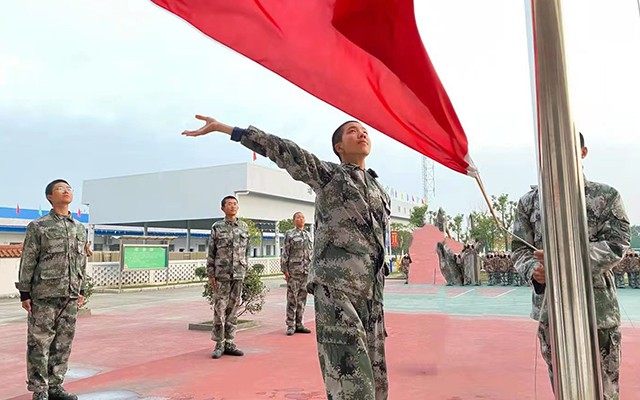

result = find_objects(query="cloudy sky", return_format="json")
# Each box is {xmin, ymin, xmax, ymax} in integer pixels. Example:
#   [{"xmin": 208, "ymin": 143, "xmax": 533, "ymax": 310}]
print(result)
[{"xmin": 1, "ymin": 0, "xmax": 639, "ymax": 224}]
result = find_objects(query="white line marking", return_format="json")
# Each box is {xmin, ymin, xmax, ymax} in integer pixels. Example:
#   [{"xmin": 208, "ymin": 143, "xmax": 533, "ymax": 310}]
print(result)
[
  {"xmin": 452, "ymin": 288, "xmax": 475, "ymax": 298},
  {"xmin": 492, "ymin": 288, "xmax": 516, "ymax": 298}
]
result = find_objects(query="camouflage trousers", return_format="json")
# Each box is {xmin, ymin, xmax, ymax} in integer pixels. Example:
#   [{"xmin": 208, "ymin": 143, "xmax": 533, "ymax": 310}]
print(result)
[
  {"xmin": 27, "ymin": 297, "xmax": 78, "ymax": 392},
  {"xmin": 286, "ymin": 273, "xmax": 309, "ymax": 328},
  {"xmin": 313, "ymin": 285, "xmax": 388, "ymax": 400},
  {"xmin": 614, "ymin": 273, "xmax": 626, "ymax": 288},
  {"xmin": 628, "ymin": 272, "xmax": 640, "ymax": 289},
  {"xmin": 211, "ymin": 279, "xmax": 243, "ymax": 344},
  {"xmin": 538, "ymin": 323, "xmax": 621, "ymax": 399}
]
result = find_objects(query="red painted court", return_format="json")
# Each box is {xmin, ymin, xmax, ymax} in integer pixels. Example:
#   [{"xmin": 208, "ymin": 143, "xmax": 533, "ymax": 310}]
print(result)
[{"xmin": 2, "ymin": 280, "xmax": 640, "ymax": 400}]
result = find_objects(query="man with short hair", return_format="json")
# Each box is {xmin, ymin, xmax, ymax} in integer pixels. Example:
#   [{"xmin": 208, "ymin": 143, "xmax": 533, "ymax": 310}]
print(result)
[
  {"xmin": 281, "ymin": 211, "xmax": 313, "ymax": 335},
  {"xmin": 512, "ymin": 133, "xmax": 630, "ymax": 399},
  {"xmin": 208, "ymin": 195, "xmax": 251, "ymax": 359},
  {"xmin": 16, "ymin": 179, "xmax": 88, "ymax": 400},
  {"xmin": 184, "ymin": 116, "xmax": 391, "ymax": 399}
]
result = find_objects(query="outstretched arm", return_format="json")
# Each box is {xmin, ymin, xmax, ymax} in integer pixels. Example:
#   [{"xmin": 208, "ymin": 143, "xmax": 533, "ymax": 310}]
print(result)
[{"xmin": 183, "ymin": 115, "xmax": 334, "ymax": 190}]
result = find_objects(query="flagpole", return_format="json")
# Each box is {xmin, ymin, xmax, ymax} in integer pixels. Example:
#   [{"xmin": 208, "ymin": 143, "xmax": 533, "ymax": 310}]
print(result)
[{"xmin": 526, "ymin": 0, "xmax": 603, "ymax": 398}]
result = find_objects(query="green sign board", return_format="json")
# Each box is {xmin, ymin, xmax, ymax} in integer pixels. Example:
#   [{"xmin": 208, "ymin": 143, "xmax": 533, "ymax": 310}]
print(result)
[{"xmin": 122, "ymin": 245, "xmax": 168, "ymax": 270}]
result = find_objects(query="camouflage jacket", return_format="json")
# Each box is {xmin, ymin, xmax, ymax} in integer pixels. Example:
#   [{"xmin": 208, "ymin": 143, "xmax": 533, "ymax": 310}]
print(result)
[
  {"xmin": 614, "ymin": 256, "xmax": 628, "ymax": 273},
  {"xmin": 281, "ymin": 228, "xmax": 312, "ymax": 275},
  {"xmin": 399, "ymin": 258, "xmax": 411, "ymax": 273},
  {"xmin": 231, "ymin": 126, "xmax": 390, "ymax": 302},
  {"xmin": 16, "ymin": 211, "xmax": 87, "ymax": 300},
  {"xmin": 207, "ymin": 218, "xmax": 251, "ymax": 281},
  {"xmin": 512, "ymin": 181, "xmax": 630, "ymax": 328},
  {"xmin": 627, "ymin": 256, "xmax": 640, "ymax": 273}
]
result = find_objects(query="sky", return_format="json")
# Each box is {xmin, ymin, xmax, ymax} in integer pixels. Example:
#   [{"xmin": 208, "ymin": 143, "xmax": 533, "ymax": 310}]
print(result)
[{"xmin": 1, "ymin": 0, "xmax": 639, "ymax": 225}]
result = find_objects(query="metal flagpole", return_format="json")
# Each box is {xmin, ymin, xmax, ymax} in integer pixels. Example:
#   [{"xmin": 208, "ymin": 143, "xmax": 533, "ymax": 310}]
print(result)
[{"xmin": 526, "ymin": 0, "xmax": 603, "ymax": 398}]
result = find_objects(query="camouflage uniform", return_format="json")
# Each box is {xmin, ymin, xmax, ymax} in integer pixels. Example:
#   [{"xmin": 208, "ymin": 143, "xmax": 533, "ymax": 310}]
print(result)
[
  {"xmin": 436, "ymin": 242, "xmax": 463, "ymax": 286},
  {"xmin": 613, "ymin": 254, "xmax": 628, "ymax": 288},
  {"xmin": 512, "ymin": 182, "xmax": 630, "ymax": 400},
  {"xmin": 461, "ymin": 244, "xmax": 481, "ymax": 286},
  {"xmin": 627, "ymin": 253, "xmax": 640, "ymax": 289},
  {"xmin": 484, "ymin": 253, "xmax": 496, "ymax": 286},
  {"xmin": 498, "ymin": 253, "xmax": 510, "ymax": 286},
  {"xmin": 16, "ymin": 211, "xmax": 87, "ymax": 394},
  {"xmin": 281, "ymin": 227, "xmax": 312, "ymax": 330},
  {"xmin": 399, "ymin": 256, "xmax": 411, "ymax": 283},
  {"xmin": 207, "ymin": 218, "xmax": 250, "ymax": 346},
  {"xmin": 231, "ymin": 126, "xmax": 390, "ymax": 400}
]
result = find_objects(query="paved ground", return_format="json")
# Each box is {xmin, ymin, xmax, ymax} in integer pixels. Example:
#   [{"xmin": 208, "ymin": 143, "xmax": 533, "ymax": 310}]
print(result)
[{"xmin": 2, "ymin": 278, "xmax": 640, "ymax": 399}]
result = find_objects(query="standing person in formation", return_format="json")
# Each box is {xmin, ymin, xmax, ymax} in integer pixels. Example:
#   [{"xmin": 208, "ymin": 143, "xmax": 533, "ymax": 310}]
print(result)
[
  {"xmin": 184, "ymin": 116, "xmax": 391, "ymax": 399},
  {"xmin": 16, "ymin": 179, "xmax": 87, "ymax": 400},
  {"xmin": 281, "ymin": 211, "xmax": 313, "ymax": 336},
  {"xmin": 207, "ymin": 195, "xmax": 251, "ymax": 359}
]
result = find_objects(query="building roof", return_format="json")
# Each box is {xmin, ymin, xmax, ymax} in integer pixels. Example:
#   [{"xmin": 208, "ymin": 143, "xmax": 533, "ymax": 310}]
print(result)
[{"xmin": 0, "ymin": 244, "xmax": 22, "ymax": 258}]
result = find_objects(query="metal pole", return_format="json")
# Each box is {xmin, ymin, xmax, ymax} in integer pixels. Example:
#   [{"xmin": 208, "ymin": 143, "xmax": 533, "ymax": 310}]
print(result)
[{"xmin": 527, "ymin": 0, "xmax": 603, "ymax": 398}]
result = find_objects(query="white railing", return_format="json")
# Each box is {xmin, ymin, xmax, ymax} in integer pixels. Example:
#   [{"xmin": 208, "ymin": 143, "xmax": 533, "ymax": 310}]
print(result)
[{"xmin": 88, "ymin": 257, "xmax": 282, "ymax": 288}]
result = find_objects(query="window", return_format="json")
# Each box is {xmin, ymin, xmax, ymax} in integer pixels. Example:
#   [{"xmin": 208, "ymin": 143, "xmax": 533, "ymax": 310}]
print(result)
[
  {"xmin": 198, "ymin": 244, "xmax": 206, "ymax": 252},
  {"xmin": 169, "ymin": 244, "xmax": 175, "ymax": 251}
]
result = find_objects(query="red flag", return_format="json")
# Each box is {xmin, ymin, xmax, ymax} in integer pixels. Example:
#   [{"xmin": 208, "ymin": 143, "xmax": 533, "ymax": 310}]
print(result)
[
  {"xmin": 252, "ymin": 151, "xmax": 257, "ymax": 161},
  {"xmin": 151, "ymin": 0, "xmax": 476, "ymax": 176},
  {"xmin": 16, "ymin": 204, "xmax": 20, "ymax": 215}
]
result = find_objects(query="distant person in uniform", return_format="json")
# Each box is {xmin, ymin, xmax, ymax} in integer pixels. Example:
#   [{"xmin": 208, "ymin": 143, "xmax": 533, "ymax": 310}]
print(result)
[
  {"xmin": 399, "ymin": 254, "xmax": 411, "ymax": 284},
  {"xmin": 281, "ymin": 211, "xmax": 313, "ymax": 336},
  {"xmin": 207, "ymin": 195, "xmax": 251, "ymax": 359},
  {"xmin": 16, "ymin": 179, "xmax": 88, "ymax": 400}
]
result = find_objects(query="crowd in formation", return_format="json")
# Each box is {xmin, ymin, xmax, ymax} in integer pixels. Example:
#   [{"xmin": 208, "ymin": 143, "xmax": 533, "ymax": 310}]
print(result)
[
  {"xmin": 483, "ymin": 252, "xmax": 526, "ymax": 286},
  {"xmin": 613, "ymin": 249, "xmax": 640, "ymax": 288}
]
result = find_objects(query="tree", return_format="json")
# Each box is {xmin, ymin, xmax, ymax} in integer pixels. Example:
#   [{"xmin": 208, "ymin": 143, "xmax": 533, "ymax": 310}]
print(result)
[
  {"xmin": 631, "ymin": 225, "xmax": 640, "ymax": 249},
  {"xmin": 195, "ymin": 265, "xmax": 268, "ymax": 317},
  {"xmin": 390, "ymin": 222, "xmax": 413, "ymax": 255},
  {"xmin": 451, "ymin": 214, "xmax": 465, "ymax": 242},
  {"xmin": 239, "ymin": 217, "xmax": 262, "ymax": 248},
  {"xmin": 491, "ymin": 194, "xmax": 517, "ymax": 250},
  {"xmin": 409, "ymin": 205, "xmax": 428, "ymax": 227},
  {"xmin": 278, "ymin": 218, "xmax": 295, "ymax": 233},
  {"xmin": 468, "ymin": 210, "xmax": 501, "ymax": 251}
]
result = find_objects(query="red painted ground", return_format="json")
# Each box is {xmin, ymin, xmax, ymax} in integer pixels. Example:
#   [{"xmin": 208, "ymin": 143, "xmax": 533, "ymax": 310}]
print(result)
[
  {"xmin": 3, "ymin": 285, "xmax": 640, "ymax": 399},
  {"xmin": 409, "ymin": 225, "xmax": 463, "ymax": 285}
]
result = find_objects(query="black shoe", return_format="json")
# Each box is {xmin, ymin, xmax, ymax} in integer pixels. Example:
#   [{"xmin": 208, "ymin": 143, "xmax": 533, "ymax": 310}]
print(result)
[
  {"xmin": 48, "ymin": 387, "xmax": 77, "ymax": 400},
  {"xmin": 211, "ymin": 342, "xmax": 224, "ymax": 359},
  {"xmin": 224, "ymin": 343, "xmax": 244, "ymax": 356},
  {"xmin": 295, "ymin": 326, "xmax": 311, "ymax": 334},
  {"xmin": 286, "ymin": 327, "xmax": 295, "ymax": 336},
  {"xmin": 32, "ymin": 392, "xmax": 48, "ymax": 400}
]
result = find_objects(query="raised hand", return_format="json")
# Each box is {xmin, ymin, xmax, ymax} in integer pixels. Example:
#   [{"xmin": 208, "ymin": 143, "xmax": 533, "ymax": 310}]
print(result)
[{"xmin": 182, "ymin": 115, "xmax": 233, "ymax": 137}]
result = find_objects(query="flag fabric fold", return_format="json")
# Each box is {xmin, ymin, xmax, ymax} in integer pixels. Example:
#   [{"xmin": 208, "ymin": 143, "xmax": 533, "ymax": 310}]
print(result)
[{"xmin": 151, "ymin": 0, "xmax": 475, "ymax": 175}]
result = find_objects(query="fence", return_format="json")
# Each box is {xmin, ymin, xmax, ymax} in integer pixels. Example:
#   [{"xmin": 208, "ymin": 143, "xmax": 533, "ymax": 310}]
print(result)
[{"xmin": 88, "ymin": 257, "xmax": 282, "ymax": 288}]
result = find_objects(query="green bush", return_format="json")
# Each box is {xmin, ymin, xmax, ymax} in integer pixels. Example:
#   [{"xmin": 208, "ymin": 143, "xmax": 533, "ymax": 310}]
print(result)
[{"xmin": 194, "ymin": 265, "xmax": 268, "ymax": 317}]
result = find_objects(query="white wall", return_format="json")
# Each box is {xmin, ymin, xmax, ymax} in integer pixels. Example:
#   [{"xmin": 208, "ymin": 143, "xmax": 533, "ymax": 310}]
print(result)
[
  {"xmin": 0, "ymin": 258, "xmax": 20, "ymax": 297},
  {"xmin": 82, "ymin": 163, "xmax": 248, "ymax": 224},
  {"xmin": 0, "ymin": 232, "xmax": 27, "ymax": 245}
]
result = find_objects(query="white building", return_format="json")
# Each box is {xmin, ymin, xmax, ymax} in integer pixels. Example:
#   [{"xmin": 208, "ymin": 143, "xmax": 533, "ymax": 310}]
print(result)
[{"xmin": 1, "ymin": 163, "xmax": 416, "ymax": 254}]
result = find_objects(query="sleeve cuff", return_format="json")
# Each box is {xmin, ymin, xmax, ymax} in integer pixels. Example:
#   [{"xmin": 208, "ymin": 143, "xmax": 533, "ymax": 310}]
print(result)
[
  {"xmin": 20, "ymin": 291, "xmax": 31, "ymax": 301},
  {"xmin": 532, "ymin": 279, "xmax": 546, "ymax": 295},
  {"xmin": 80, "ymin": 290, "xmax": 86, "ymax": 296},
  {"xmin": 230, "ymin": 127, "xmax": 249, "ymax": 142}
]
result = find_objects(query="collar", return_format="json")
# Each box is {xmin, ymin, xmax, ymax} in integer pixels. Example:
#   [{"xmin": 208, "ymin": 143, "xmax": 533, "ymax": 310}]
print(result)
[
  {"xmin": 224, "ymin": 218, "xmax": 238, "ymax": 226},
  {"xmin": 342, "ymin": 163, "xmax": 378, "ymax": 178},
  {"xmin": 49, "ymin": 209, "xmax": 74, "ymax": 222}
]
